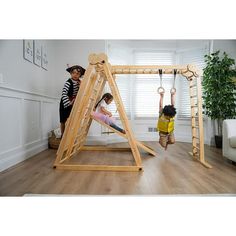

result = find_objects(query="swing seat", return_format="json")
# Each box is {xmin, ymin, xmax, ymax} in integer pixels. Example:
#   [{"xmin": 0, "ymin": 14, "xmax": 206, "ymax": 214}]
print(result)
[{"xmin": 102, "ymin": 131, "xmax": 115, "ymax": 134}]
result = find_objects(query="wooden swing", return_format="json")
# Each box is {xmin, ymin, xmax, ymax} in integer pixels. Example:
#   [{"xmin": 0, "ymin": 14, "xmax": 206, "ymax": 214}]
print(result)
[{"xmin": 53, "ymin": 53, "xmax": 212, "ymax": 172}]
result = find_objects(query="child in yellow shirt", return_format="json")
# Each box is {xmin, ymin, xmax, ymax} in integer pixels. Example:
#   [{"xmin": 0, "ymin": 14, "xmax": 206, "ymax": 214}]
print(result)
[{"xmin": 157, "ymin": 91, "xmax": 177, "ymax": 149}]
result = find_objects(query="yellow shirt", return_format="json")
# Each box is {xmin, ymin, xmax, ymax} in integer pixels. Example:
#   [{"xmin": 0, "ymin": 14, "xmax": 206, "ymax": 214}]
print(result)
[{"xmin": 157, "ymin": 113, "xmax": 175, "ymax": 133}]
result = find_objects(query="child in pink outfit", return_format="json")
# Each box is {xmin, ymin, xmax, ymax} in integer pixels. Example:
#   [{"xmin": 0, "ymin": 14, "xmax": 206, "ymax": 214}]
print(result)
[{"xmin": 92, "ymin": 93, "xmax": 126, "ymax": 134}]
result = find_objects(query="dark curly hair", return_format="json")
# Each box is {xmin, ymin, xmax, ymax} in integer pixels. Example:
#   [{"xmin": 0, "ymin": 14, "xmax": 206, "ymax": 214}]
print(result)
[{"xmin": 163, "ymin": 105, "xmax": 177, "ymax": 118}]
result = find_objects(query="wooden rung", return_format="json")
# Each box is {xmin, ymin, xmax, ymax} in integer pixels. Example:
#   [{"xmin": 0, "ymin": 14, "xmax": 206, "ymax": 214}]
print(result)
[
  {"xmin": 193, "ymin": 146, "xmax": 200, "ymax": 150},
  {"xmin": 54, "ymin": 164, "xmax": 143, "ymax": 172},
  {"xmin": 192, "ymin": 126, "xmax": 199, "ymax": 129},
  {"xmin": 191, "ymin": 105, "xmax": 198, "ymax": 108},
  {"xmin": 191, "ymin": 116, "xmax": 198, "ymax": 118},
  {"xmin": 190, "ymin": 95, "xmax": 197, "ymax": 98},
  {"xmin": 190, "ymin": 84, "xmax": 197, "ymax": 88},
  {"xmin": 81, "ymin": 146, "xmax": 132, "ymax": 152},
  {"xmin": 193, "ymin": 136, "xmax": 199, "ymax": 139}
]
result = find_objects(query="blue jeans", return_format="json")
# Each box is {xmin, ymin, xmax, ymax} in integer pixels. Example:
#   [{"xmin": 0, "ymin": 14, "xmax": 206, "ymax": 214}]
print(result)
[{"xmin": 110, "ymin": 123, "xmax": 124, "ymax": 133}]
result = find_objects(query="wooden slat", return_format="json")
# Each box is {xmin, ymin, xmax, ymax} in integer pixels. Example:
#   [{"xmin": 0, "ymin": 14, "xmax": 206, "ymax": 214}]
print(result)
[
  {"xmin": 64, "ymin": 73, "xmax": 101, "ymax": 161},
  {"xmin": 81, "ymin": 146, "xmax": 132, "ymax": 151},
  {"xmin": 55, "ymin": 164, "xmax": 143, "ymax": 172},
  {"xmin": 76, "ymin": 77, "xmax": 106, "ymax": 149},
  {"xmin": 55, "ymin": 65, "xmax": 94, "ymax": 165}
]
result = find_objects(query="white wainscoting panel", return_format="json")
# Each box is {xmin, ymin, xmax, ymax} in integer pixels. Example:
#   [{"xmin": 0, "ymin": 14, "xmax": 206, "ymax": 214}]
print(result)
[
  {"xmin": 0, "ymin": 96, "xmax": 22, "ymax": 153},
  {"xmin": 0, "ymin": 86, "xmax": 59, "ymax": 172}
]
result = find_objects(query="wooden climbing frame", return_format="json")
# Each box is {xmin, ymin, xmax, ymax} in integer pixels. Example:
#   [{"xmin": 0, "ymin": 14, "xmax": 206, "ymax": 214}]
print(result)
[{"xmin": 54, "ymin": 53, "xmax": 212, "ymax": 172}]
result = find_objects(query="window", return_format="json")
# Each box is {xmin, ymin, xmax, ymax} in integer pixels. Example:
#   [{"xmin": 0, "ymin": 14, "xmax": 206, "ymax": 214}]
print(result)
[
  {"xmin": 105, "ymin": 75, "xmax": 131, "ymax": 118},
  {"xmin": 106, "ymin": 46, "xmax": 208, "ymax": 120},
  {"xmin": 133, "ymin": 51, "xmax": 175, "ymax": 119},
  {"xmin": 105, "ymin": 47, "xmax": 131, "ymax": 118}
]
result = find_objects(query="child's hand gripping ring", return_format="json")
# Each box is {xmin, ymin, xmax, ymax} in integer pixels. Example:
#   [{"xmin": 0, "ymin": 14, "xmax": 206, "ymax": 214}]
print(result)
[
  {"xmin": 157, "ymin": 87, "xmax": 165, "ymax": 94},
  {"xmin": 170, "ymin": 87, "xmax": 176, "ymax": 94}
]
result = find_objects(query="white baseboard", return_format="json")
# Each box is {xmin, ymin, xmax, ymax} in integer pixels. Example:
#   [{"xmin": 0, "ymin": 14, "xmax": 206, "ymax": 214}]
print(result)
[{"xmin": 0, "ymin": 139, "xmax": 48, "ymax": 172}]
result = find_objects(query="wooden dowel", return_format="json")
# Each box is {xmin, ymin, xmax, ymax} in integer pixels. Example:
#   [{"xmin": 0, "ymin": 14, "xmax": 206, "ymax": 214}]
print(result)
[{"xmin": 55, "ymin": 164, "xmax": 143, "ymax": 172}]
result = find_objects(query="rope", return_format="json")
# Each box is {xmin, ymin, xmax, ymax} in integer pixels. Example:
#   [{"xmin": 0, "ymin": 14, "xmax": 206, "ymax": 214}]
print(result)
[
  {"xmin": 157, "ymin": 69, "xmax": 165, "ymax": 94},
  {"xmin": 170, "ymin": 69, "xmax": 177, "ymax": 94}
]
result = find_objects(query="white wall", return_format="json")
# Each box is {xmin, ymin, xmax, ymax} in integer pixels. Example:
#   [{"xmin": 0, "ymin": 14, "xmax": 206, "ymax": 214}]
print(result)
[
  {"xmin": 0, "ymin": 40, "xmax": 59, "ymax": 171},
  {"xmin": 53, "ymin": 40, "xmax": 106, "ymax": 97},
  {"xmin": 0, "ymin": 39, "xmax": 107, "ymax": 171},
  {"xmin": 213, "ymin": 40, "xmax": 236, "ymax": 61}
]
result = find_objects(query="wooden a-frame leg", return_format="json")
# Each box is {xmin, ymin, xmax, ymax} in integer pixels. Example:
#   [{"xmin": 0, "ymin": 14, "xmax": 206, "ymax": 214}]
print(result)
[{"xmin": 103, "ymin": 63, "xmax": 142, "ymax": 167}]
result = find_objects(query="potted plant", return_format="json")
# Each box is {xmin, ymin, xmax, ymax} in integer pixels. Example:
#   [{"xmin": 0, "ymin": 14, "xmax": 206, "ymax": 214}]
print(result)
[{"xmin": 202, "ymin": 50, "xmax": 236, "ymax": 148}]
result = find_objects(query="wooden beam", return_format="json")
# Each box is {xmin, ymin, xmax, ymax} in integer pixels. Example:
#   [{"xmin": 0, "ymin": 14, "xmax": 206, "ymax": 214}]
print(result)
[
  {"xmin": 81, "ymin": 146, "xmax": 132, "ymax": 152},
  {"xmin": 54, "ymin": 164, "xmax": 143, "ymax": 172}
]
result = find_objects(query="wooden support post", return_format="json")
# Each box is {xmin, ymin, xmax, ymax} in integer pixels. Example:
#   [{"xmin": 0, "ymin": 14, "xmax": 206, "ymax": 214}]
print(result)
[
  {"xmin": 196, "ymin": 76, "xmax": 212, "ymax": 168},
  {"xmin": 103, "ymin": 64, "xmax": 143, "ymax": 167}
]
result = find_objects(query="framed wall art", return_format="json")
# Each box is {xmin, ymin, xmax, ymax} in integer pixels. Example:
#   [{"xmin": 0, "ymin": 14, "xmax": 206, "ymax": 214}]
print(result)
[
  {"xmin": 23, "ymin": 40, "xmax": 33, "ymax": 63},
  {"xmin": 33, "ymin": 40, "xmax": 42, "ymax": 66}
]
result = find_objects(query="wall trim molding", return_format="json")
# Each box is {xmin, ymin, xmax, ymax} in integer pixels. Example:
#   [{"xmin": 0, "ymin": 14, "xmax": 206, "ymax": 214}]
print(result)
[
  {"xmin": 0, "ymin": 85, "xmax": 60, "ymax": 100},
  {"xmin": 0, "ymin": 139, "xmax": 48, "ymax": 172}
]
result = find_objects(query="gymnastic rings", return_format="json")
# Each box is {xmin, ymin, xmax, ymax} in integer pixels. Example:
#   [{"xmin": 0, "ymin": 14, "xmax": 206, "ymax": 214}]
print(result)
[
  {"xmin": 157, "ymin": 87, "xmax": 165, "ymax": 94},
  {"xmin": 157, "ymin": 69, "xmax": 165, "ymax": 94},
  {"xmin": 170, "ymin": 69, "xmax": 177, "ymax": 95}
]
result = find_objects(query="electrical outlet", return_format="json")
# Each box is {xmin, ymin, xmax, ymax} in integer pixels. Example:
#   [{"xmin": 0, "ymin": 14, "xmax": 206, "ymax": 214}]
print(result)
[{"xmin": 0, "ymin": 73, "xmax": 4, "ymax": 84}]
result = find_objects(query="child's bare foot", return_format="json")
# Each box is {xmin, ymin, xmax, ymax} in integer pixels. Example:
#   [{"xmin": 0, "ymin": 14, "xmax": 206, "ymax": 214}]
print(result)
[{"xmin": 121, "ymin": 130, "xmax": 126, "ymax": 134}]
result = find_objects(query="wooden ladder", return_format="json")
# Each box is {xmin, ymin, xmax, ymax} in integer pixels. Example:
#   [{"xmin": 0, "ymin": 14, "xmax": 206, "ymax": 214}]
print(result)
[{"xmin": 189, "ymin": 77, "xmax": 212, "ymax": 168}]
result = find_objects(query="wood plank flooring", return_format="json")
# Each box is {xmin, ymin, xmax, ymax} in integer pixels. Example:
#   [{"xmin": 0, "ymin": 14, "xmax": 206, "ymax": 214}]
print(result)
[{"xmin": 0, "ymin": 142, "xmax": 236, "ymax": 196}]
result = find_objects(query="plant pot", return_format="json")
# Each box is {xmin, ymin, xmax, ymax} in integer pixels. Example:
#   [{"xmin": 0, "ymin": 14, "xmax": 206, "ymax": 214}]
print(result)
[{"xmin": 215, "ymin": 135, "xmax": 222, "ymax": 149}]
